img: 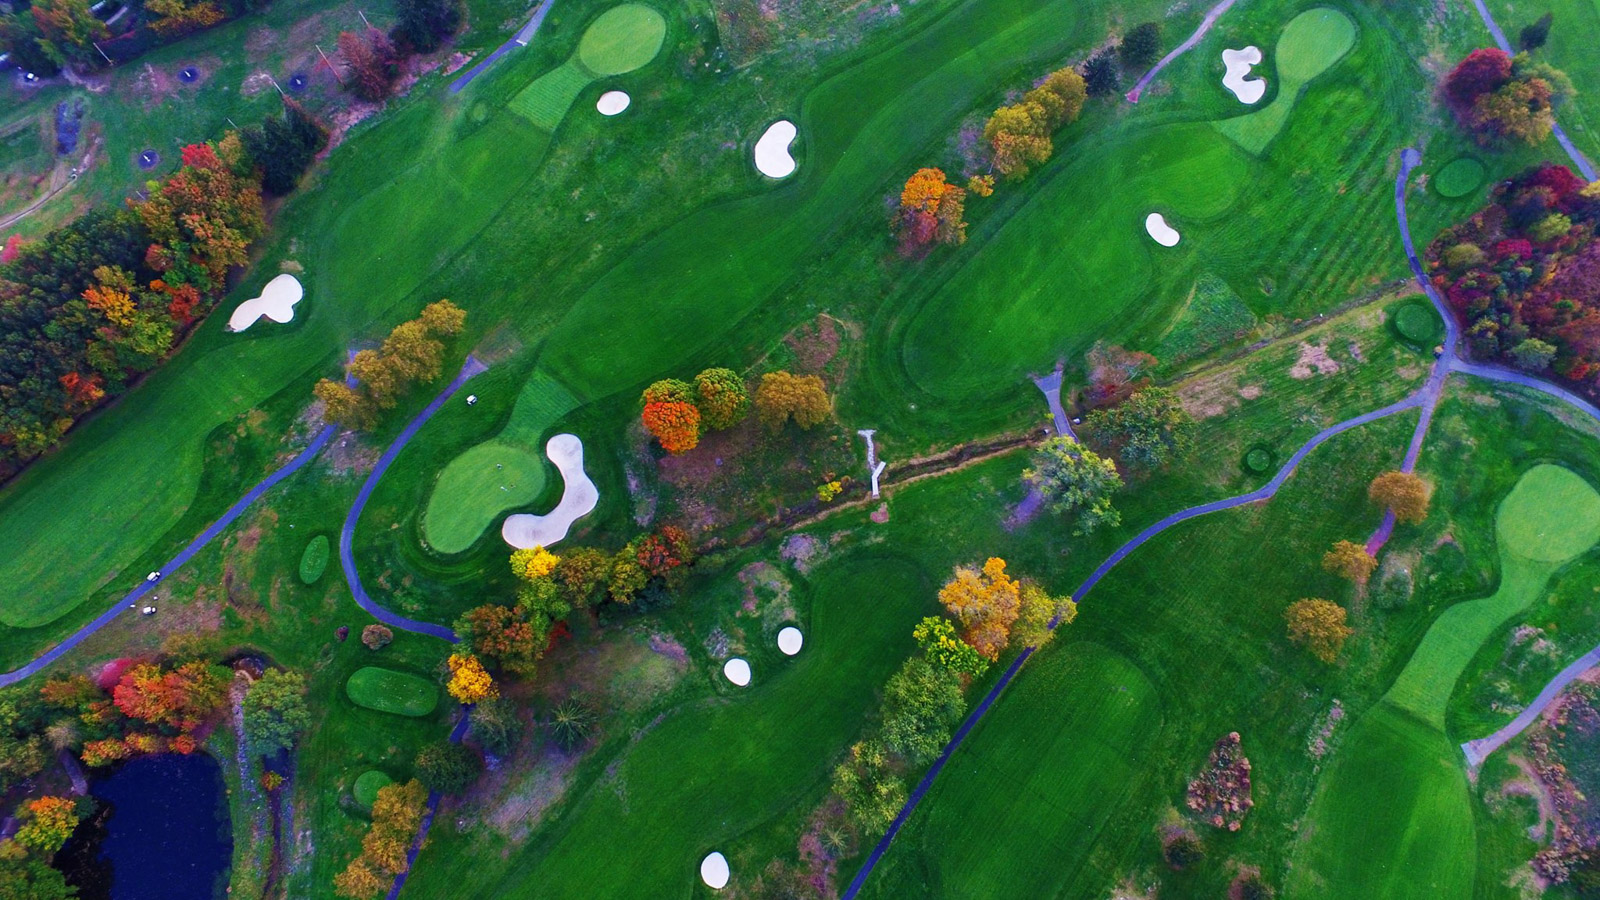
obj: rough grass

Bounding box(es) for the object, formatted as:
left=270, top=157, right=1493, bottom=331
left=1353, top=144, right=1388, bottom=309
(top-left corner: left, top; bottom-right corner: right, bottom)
left=345, top=667, right=441, bottom=717
left=575, top=3, right=667, bottom=76
left=1214, top=7, right=1358, bottom=154
left=1153, top=273, right=1259, bottom=365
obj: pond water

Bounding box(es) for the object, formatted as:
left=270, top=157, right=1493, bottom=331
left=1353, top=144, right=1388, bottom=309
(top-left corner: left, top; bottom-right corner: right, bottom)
left=61, top=754, right=232, bottom=900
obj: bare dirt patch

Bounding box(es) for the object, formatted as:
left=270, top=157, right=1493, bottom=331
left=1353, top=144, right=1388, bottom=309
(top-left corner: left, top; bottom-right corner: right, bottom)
left=1177, top=368, right=1243, bottom=420
left=1289, top=342, right=1341, bottom=379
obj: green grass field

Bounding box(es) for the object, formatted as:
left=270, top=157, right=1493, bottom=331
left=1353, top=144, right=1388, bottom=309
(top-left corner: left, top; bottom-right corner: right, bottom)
left=345, top=667, right=441, bottom=717
left=352, top=769, right=393, bottom=811
left=1215, top=7, right=1358, bottom=155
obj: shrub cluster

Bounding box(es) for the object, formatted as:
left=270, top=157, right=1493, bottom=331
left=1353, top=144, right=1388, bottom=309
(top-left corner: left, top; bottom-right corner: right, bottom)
left=1441, top=48, right=1573, bottom=146
left=639, top=367, right=752, bottom=454
left=1184, top=732, right=1253, bottom=831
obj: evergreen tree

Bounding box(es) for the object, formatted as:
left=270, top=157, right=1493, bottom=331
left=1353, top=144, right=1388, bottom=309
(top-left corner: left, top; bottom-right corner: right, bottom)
left=391, top=0, right=461, bottom=54
left=1082, top=51, right=1120, bottom=96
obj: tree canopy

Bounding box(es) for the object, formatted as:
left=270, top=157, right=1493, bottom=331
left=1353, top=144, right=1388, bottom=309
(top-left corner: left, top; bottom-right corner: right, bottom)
left=1369, top=471, right=1431, bottom=524
left=1024, top=437, right=1124, bottom=533
left=1082, top=386, right=1195, bottom=471
left=1285, top=598, right=1353, bottom=663
left=242, top=668, right=312, bottom=755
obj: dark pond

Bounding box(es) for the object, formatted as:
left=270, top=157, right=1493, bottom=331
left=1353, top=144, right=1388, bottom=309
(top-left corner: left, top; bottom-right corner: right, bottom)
left=59, top=754, right=232, bottom=900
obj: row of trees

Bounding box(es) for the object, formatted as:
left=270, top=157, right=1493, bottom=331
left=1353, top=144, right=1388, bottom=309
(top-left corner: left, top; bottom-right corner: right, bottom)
left=336, top=0, right=464, bottom=103
left=831, top=556, right=1075, bottom=834
left=0, top=0, right=271, bottom=76
left=1441, top=47, right=1573, bottom=147
left=0, top=100, right=328, bottom=483
left=639, top=368, right=832, bottom=455
left=333, top=778, right=429, bottom=899
left=1287, top=472, right=1433, bottom=663
left=1428, top=165, right=1600, bottom=387
left=314, top=299, right=467, bottom=430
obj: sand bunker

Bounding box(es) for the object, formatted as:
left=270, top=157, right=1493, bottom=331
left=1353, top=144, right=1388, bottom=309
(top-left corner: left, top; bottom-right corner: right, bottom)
left=701, top=852, right=730, bottom=889
left=723, top=658, right=751, bottom=686
left=501, top=434, right=599, bottom=549
left=228, top=274, right=303, bottom=331
left=777, top=626, right=803, bottom=656
left=596, top=90, right=631, bottom=116
left=1145, top=213, right=1181, bottom=247
left=1222, top=46, right=1266, bottom=104
left=754, top=120, right=797, bottom=178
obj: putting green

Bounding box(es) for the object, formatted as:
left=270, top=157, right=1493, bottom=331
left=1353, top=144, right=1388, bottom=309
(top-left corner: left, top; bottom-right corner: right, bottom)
left=1392, top=300, right=1441, bottom=345
left=1216, top=8, right=1357, bottom=155
left=507, top=4, right=666, bottom=129
left=345, top=667, right=440, bottom=718
left=1290, top=465, right=1600, bottom=897
left=352, top=769, right=393, bottom=811
left=577, top=4, right=667, bottom=76
left=422, top=371, right=577, bottom=553
left=901, top=124, right=1248, bottom=401
left=298, top=534, right=330, bottom=585
left=1432, top=157, right=1486, bottom=199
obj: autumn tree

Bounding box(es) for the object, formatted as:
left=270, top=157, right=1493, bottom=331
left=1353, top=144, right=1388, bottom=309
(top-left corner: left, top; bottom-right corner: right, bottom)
left=1441, top=48, right=1571, bottom=147
left=893, top=167, right=967, bottom=251
left=1369, top=471, right=1431, bottom=523
left=339, top=28, right=399, bottom=102
left=510, top=546, right=559, bottom=582
left=362, top=624, right=394, bottom=650
left=315, top=300, right=465, bottom=430
left=334, top=856, right=389, bottom=899
left=754, top=371, right=832, bottom=430
left=14, top=797, right=78, bottom=856
left=641, top=399, right=701, bottom=454
left=694, top=367, right=750, bottom=430
left=137, top=140, right=266, bottom=294
left=608, top=550, right=648, bottom=604
left=635, top=525, right=694, bottom=582
left=112, top=660, right=227, bottom=731
left=1012, top=582, right=1076, bottom=651
left=446, top=654, right=497, bottom=704
left=1285, top=598, right=1353, bottom=663
left=28, top=0, right=107, bottom=68
left=1082, top=386, right=1195, bottom=471
left=879, top=657, right=965, bottom=765
left=1024, top=437, right=1124, bottom=534
left=456, top=604, right=542, bottom=676
left=242, top=668, right=312, bottom=755
left=144, top=0, right=223, bottom=36
left=553, top=547, right=610, bottom=607
left=1121, top=22, right=1162, bottom=68
left=1321, top=540, right=1377, bottom=584
left=938, top=558, right=1022, bottom=660
left=982, top=68, right=1087, bottom=181
left=335, top=778, right=427, bottom=896
left=830, top=740, right=906, bottom=835
left=913, top=616, right=989, bottom=678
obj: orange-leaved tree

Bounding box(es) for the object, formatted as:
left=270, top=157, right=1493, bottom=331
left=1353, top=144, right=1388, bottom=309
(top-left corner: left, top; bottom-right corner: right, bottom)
left=640, top=378, right=702, bottom=454
left=1322, top=540, right=1377, bottom=584
left=1369, top=471, right=1431, bottom=523
left=1284, top=598, right=1353, bottom=663
left=894, top=167, right=967, bottom=252
left=937, top=557, right=1022, bottom=660
left=446, top=653, right=498, bottom=704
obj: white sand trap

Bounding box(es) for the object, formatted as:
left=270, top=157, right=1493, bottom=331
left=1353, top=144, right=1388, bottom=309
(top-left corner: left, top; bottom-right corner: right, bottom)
left=754, top=120, right=797, bottom=178
left=1145, top=213, right=1181, bottom=247
left=228, top=274, right=303, bottom=331
left=723, top=658, right=751, bottom=686
left=777, top=626, right=803, bottom=656
left=701, top=852, right=730, bottom=889
left=596, top=90, right=631, bottom=116
left=501, top=434, right=600, bottom=549
left=1221, top=46, right=1266, bottom=104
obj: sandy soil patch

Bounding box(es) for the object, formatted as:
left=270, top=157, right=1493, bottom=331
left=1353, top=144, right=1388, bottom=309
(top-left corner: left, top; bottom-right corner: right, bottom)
left=1144, top=212, right=1180, bottom=247
left=228, top=273, right=303, bottom=331
left=597, top=90, right=631, bottom=115
left=754, top=120, right=797, bottom=178
left=1239, top=384, right=1263, bottom=400
left=1177, top=368, right=1244, bottom=420
left=1289, top=342, right=1341, bottom=378
left=1221, top=46, right=1266, bottom=103
left=502, top=434, right=600, bottom=549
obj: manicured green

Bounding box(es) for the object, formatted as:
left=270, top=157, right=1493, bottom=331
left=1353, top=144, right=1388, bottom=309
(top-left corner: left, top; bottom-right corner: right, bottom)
left=507, top=62, right=596, bottom=130
left=423, top=371, right=577, bottom=552
left=1432, top=157, right=1487, bottom=199
left=575, top=4, right=667, bottom=76
left=1243, top=445, right=1275, bottom=474
left=1494, top=464, right=1600, bottom=564
left=1392, top=300, right=1443, bottom=345
left=352, top=769, right=394, bottom=811
left=1215, top=7, right=1358, bottom=154
left=345, top=667, right=440, bottom=717
left=299, top=535, right=331, bottom=585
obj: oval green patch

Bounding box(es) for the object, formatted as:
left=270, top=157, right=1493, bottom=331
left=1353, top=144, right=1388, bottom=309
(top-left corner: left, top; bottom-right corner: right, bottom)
left=298, top=534, right=330, bottom=585
left=1497, top=464, right=1600, bottom=563
left=1433, top=157, right=1486, bottom=199
left=1392, top=301, right=1442, bottom=345
left=353, top=769, right=393, bottom=811
left=578, top=4, right=667, bottom=77
left=346, top=667, right=440, bottom=717
left=1243, top=445, right=1276, bottom=474
left=1275, top=8, right=1357, bottom=84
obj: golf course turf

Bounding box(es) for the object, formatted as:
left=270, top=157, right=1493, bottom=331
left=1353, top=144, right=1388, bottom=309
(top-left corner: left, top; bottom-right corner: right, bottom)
left=1214, top=7, right=1357, bottom=155
left=345, top=667, right=441, bottom=717
left=352, top=769, right=394, bottom=811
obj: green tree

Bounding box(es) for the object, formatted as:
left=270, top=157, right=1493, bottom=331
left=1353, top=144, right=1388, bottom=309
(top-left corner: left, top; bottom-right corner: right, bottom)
left=242, top=669, right=312, bottom=755
left=0, top=688, right=48, bottom=794
left=879, top=657, right=965, bottom=765
left=1012, top=582, right=1076, bottom=651
left=693, top=367, right=750, bottom=430
left=0, top=841, right=76, bottom=899
left=1511, top=337, right=1558, bottom=371
left=912, top=617, right=989, bottom=678
left=1121, top=22, right=1162, bottom=68
left=830, top=740, right=906, bottom=835
left=468, top=697, right=523, bottom=757
left=414, top=740, right=482, bottom=794
left=391, top=0, right=461, bottom=53
left=241, top=100, right=329, bottom=197
left=1082, top=387, right=1195, bottom=470
left=548, top=699, right=596, bottom=750
left=28, top=0, right=108, bottom=68
left=1024, top=437, right=1124, bottom=533
left=1082, top=51, right=1120, bottom=96
left=1520, top=11, right=1552, bottom=51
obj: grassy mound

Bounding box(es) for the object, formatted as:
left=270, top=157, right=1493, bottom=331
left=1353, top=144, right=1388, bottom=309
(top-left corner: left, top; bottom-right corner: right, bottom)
left=1215, top=7, right=1357, bottom=155
left=1391, top=299, right=1442, bottom=345
left=352, top=769, right=393, bottom=811
left=423, top=372, right=577, bottom=553
left=1242, top=445, right=1276, bottom=474
left=345, top=667, right=439, bottom=718
left=861, top=642, right=1159, bottom=898
left=577, top=4, right=667, bottom=76
left=1432, top=157, right=1486, bottom=199
left=298, top=535, right=330, bottom=585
